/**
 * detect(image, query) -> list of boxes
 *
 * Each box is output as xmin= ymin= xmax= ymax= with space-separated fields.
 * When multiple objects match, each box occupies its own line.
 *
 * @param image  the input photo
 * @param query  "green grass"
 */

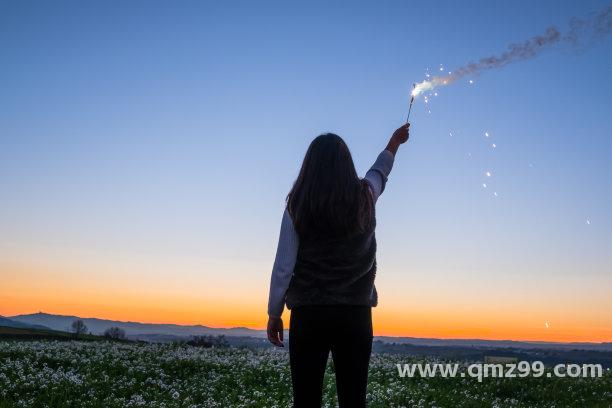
xmin=0 ymin=325 xmax=106 ymax=342
xmin=0 ymin=340 xmax=610 ymax=407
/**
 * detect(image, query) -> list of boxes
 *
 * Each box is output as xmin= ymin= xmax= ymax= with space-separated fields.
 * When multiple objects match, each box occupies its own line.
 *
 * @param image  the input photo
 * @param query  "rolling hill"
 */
xmin=0 ymin=315 xmax=51 ymax=331
xmin=9 ymin=312 xmax=265 ymax=339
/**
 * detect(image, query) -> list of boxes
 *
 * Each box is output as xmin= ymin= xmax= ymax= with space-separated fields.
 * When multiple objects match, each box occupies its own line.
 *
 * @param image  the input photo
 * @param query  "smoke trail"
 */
xmin=412 ymin=6 xmax=612 ymax=97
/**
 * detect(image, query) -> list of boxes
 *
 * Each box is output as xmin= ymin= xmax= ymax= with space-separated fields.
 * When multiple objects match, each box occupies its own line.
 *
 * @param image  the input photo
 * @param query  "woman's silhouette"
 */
xmin=267 ymin=123 xmax=409 ymax=407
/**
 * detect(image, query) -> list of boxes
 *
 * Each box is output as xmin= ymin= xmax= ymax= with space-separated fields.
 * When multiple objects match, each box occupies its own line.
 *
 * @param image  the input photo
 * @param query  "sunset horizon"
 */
xmin=3 ymin=297 xmax=610 ymax=343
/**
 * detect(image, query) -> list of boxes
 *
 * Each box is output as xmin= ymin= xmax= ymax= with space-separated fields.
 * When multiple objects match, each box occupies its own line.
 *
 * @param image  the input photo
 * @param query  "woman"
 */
xmin=266 ymin=123 xmax=410 ymax=407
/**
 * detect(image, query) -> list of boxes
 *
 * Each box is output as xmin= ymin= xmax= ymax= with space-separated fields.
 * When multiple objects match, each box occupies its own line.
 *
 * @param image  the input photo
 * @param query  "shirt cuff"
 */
xmin=375 ymin=150 xmax=395 ymax=176
xmin=369 ymin=150 xmax=395 ymax=194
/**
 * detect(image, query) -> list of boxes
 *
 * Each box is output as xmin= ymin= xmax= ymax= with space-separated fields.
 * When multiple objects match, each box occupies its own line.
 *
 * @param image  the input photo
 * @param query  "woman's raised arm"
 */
xmin=363 ymin=123 xmax=409 ymax=202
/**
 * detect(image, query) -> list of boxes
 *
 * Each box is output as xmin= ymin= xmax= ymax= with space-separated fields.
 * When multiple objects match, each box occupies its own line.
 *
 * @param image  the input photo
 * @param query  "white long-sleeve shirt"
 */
xmin=267 ymin=150 xmax=395 ymax=318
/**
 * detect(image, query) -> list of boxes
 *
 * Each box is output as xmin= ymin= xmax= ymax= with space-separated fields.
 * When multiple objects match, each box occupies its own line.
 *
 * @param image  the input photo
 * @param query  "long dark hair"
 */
xmin=287 ymin=133 xmax=373 ymax=238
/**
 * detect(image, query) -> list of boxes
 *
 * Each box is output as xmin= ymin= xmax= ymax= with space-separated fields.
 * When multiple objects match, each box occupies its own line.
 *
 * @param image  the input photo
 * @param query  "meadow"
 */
xmin=0 ymin=340 xmax=610 ymax=407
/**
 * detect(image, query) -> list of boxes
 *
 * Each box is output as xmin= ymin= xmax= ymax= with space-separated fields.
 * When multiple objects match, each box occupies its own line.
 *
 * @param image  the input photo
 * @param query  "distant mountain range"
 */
xmin=8 ymin=312 xmax=264 ymax=339
xmin=7 ymin=312 xmax=612 ymax=351
xmin=0 ymin=315 xmax=51 ymax=331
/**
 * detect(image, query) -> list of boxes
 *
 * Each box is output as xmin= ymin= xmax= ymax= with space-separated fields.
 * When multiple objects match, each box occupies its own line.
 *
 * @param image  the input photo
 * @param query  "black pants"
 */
xmin=289 ymin=305 xmax=373 ymax=408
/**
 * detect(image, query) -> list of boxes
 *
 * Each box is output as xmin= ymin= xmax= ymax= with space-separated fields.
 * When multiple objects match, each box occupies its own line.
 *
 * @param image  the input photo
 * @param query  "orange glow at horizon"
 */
xmin=1 ymin=254 xmax=611 ymax=343
xmin=2 ymin=300 xmax=610 ymax=343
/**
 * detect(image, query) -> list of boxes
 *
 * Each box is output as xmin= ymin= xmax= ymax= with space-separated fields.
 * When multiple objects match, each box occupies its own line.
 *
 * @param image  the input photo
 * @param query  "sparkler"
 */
xmin=406 ymin=83 xmax=415 ymax=123
xmin=409 ymin=5 xmax=611 ymax=99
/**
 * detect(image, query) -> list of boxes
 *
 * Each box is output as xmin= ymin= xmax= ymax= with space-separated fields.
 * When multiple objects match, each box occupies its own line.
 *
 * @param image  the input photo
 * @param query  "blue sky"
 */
xmin=1 ymin=0 xmax=610 ymax=339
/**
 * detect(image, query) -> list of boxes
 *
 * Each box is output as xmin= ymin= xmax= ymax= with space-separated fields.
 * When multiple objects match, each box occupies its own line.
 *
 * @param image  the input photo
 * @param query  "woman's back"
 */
xmin=286 ymin=205 xmax=377 ymax=308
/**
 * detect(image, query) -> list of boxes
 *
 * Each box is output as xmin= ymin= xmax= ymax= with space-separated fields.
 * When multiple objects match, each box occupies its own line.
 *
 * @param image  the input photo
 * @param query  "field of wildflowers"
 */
xmin=0 ymin=340 xmax=610 ymax=407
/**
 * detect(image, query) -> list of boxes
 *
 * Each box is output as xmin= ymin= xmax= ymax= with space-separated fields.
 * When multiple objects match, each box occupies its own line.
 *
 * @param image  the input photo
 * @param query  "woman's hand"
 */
xmin=267 ymin=316 xmax=284 ymax=347
xmin=386 ymin=123 xmax=410 ymax=156
xmin=393 ymin=123 xmax=410 ymax=144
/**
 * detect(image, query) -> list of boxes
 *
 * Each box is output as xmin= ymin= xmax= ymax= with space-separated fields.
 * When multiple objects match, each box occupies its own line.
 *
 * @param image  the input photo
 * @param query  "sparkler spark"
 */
xmin=410 ymin=6 xmax=611 ymax=99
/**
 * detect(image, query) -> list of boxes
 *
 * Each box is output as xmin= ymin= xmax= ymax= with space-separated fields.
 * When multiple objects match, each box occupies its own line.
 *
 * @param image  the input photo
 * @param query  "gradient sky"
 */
xmin=1 ymin=0 xmax=611 ymax=342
